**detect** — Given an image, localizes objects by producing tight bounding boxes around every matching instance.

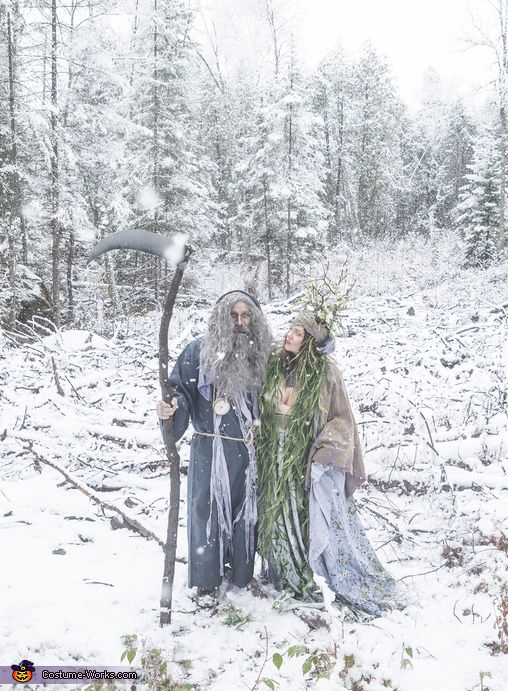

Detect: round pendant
[213,397,231,416]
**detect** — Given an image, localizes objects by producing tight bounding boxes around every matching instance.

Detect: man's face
[230,300,251,332]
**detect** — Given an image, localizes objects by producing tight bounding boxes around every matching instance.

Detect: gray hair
[200,292,272,398]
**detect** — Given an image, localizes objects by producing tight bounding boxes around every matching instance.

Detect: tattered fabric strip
[206,411,233,575]
[231,392,258,561]
[200,367,259,576]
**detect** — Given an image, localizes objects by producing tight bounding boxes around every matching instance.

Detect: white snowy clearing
[1,239,508,691]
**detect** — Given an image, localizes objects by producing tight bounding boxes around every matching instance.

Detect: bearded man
[157,291,272,600]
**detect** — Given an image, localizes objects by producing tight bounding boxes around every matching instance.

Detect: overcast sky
[197,0,499,110]
[295,0,496,108]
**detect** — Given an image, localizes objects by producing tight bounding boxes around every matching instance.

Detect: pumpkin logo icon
[11,660,35,683]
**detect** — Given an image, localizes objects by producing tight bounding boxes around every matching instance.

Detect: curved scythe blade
[87,229,174,264]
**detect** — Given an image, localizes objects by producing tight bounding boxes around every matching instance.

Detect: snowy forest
[1,0,508,690]
[1,0,507,324]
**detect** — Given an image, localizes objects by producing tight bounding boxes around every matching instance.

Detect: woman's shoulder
[323,357,344,383]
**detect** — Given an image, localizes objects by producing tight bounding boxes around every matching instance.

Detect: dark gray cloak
[168,338,256,589]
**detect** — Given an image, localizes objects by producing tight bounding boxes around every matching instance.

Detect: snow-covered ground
[1,242,508,691]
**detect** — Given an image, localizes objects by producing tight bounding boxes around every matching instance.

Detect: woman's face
[284,324,305,354]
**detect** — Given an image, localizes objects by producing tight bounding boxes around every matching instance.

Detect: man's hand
[157,398,178,419]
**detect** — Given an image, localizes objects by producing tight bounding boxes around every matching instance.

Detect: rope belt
[194,427,255,446]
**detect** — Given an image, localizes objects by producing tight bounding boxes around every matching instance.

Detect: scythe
[88,229,195,626]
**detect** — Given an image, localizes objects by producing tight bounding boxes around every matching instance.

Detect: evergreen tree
[61,5,133,322]
[127,0,216,238]
[194,68,245,252]
[348,43,405,238]
[0,0,30,325]
[236,49,326,298]
[311,48,350,243]
[434,102,475,230]
[455,124,500,267]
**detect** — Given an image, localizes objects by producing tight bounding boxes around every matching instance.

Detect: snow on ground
[1,244,508,691]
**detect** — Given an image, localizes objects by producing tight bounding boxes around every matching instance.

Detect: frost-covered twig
[51,356,65,396]
[419,410,440,456]
[397,562,448,582]
[248,626,270,691]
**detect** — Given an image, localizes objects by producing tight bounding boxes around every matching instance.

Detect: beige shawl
[306,361,367,498]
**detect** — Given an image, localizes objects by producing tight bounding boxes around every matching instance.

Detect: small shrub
[221,605,251,629]
[474,581,489,594]
[120,634,138,665]
[442,544,464,567]
[400,645,413,670]
[479,670,492,691]
[120,634,193,691]
[489,533,508,553]
[479,440,501,466]
[339,653,355,680]
[491,581,508,655]
[141,647,194,690]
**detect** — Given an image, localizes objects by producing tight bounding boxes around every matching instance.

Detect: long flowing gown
[264,402,397,618]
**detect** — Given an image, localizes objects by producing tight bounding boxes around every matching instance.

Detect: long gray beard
[200,302,272,399]
[201,330,264,398]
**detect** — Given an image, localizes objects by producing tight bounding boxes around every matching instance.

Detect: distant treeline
[0,0,506,328]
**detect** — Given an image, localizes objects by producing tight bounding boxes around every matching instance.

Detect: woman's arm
[309,365,367,494]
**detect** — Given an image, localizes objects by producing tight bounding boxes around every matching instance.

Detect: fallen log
[368,466,508,495]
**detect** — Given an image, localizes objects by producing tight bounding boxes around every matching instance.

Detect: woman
[257,311,396,618]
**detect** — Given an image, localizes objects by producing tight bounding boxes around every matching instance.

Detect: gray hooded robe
[168,338,257,589]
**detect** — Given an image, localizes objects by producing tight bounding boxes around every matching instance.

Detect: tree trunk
[98,221,118,323]
[285,62,294,298]
[129,0,140,119]
[153,0,160,302]
[499,105,506,247]
[285,200,292,297]
[265,0,280,78]
[7,232,16,328]
[63,2,76,323]
[499,0,508,249]
[322,98,334,244]
[262,176,272,300]
[67,228,75,323]
[42,34,47,106]
[62,1,76,128]
[7,8,27,272]
[335,98,344,240]
[50,0,61,327]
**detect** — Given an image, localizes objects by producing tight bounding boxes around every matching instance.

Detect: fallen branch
[397,562,448,581]
[356,497,405,539]
[369,465,508,495]
[64,375,87,402]
[19,424,152,450]
[418,410,439,456]
[368,475,430,496]
[22,442,165,548]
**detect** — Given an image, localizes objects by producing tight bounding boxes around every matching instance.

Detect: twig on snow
[248,626,270,691]
[64,374,87,402]
[419,410,440,456]
[51,356,65,396]
[397,562,448,582]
